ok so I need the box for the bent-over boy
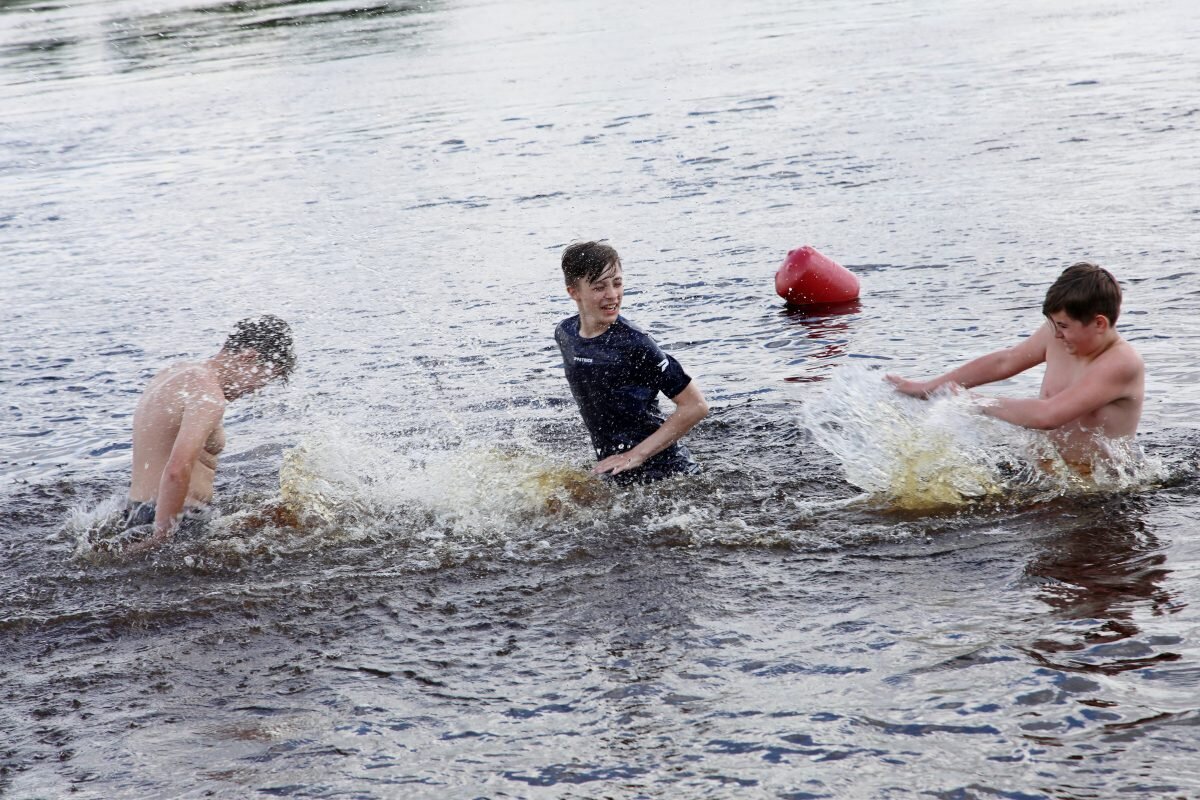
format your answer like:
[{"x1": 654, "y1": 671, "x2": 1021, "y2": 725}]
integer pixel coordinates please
[{"x1": 121, "y1": 314, "x2": 295, "y2": 553}]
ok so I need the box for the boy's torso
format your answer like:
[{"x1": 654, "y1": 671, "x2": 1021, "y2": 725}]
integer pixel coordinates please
[
  {"x1": 129, "y1": 363, "x2": 226, "y2": 505},
  {"x1": 555, "y1": 316, "x2": 683, "y2": 461},
  {"x1": 1039, "y1": 333, "x2": 1144, "y2": 459}
]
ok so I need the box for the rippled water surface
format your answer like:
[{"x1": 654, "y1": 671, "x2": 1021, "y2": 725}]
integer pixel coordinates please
[{"x1": 4, "y1": 0, "x2": 1200, "y2": 797}]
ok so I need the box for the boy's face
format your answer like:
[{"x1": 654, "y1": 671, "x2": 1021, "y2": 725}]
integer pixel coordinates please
[
  {"x1": 1046, "y1": 310, "x2": 1108, "y2": 356},
  {"x1": 226, "y1": 350, "x2": 284, "y2": 399},
  {"x1": 567, "y1": 261, "x2": 623, "y2": 331}
]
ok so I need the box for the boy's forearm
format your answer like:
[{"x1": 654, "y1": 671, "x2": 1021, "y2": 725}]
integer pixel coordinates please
[
  {"x1": 939, "y1": 351, "x2": 1010, "y2": 389},
  {"x1": 153, "y1": 466, "x2": 192, "y2": 536},
  {"x1": 630, "y1": 402, "x2": 707, "y2": 462},
  {"x1": 892, "y1": 349, "x2": 1030, "y2": 399},
  {"x1": 979, "y1": 397, "x2": 1054, "y2": 430}
]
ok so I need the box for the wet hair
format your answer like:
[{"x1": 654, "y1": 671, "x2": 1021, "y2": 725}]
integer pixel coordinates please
[
  {"x1": 1042, "y1": 262, "x2": 1122, "y2": 326},
  {"x1": 223, "y1": 314, "x2": 296, "y2": 379},
  {"x1": 561, "y1": 241, "x2": 620, "y2": 286}
]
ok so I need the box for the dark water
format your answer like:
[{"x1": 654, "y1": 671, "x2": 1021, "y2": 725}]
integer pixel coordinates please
[{"x1": 4, "y1": 0, "x2": 1200, "y2": 797}]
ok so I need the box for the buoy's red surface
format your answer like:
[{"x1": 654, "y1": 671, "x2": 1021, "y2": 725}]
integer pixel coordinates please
[{"x1": 774, "y1": 246, "x2": 860, "y2": 306}]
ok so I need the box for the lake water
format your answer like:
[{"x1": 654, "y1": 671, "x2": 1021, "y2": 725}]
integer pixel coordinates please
[{"x1": 3, "y1": 0, "x2": 1200, "y2": 797}]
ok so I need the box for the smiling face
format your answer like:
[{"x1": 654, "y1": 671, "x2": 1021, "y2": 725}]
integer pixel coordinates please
[
  {"x1": 567, "y1": 260, "x2": 624, "y2": 337},
  {"x1": 1046, "y1": 310, "x2": 1109, "y2": 356}
]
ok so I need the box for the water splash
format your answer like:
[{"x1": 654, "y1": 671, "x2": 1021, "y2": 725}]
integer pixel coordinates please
[
  {"x1": 61, "y1": 379, "x2": 1171, "y2": 566},
  {"x1": 798, "y1": 366, "x2": 1163, "y2": 511},
  {"x1": 191, "y1": 427, "x2": 614, "y2": 568},
  {"x1": 63, "y1": 424, "x2": 611, "y2": 566},
  {"x1": 276, "y1": 428, "x2": 608, "y2": 527},
  {"x1": 63, "y1": 493, "x2": 129, "y2": 557}
]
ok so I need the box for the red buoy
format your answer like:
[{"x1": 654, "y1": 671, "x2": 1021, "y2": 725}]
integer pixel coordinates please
[{"x1": 774, "y1": 246, "x2": 860, "y2": 307}]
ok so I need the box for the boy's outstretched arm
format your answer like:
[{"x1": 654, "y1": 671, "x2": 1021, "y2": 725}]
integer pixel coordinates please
[
  {"x1": 886, "y1": 324, "x2": 1050, "y2": 398},
  {"x1": 594, "y1": 382, "x2": 708, "y2": 477},
  {"x1": 979, "y1": 354, "x2": 1138, "y2": 430}
]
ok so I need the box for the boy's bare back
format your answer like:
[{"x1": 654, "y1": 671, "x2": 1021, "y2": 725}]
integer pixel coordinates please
[{"x1": 129, "y1": 362, "x2": 227, "y2": 507}]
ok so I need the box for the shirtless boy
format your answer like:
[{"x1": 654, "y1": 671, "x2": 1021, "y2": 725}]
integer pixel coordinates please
[
  {"x1": 120, "y1": 315, "x2": 295, "y2": 553},
  {"x1": 886, "y1": 262, "x2": 1143, "y2": 466},
  {"x1": 555, "y1": 241, "x2": 708, "y2": 484}
]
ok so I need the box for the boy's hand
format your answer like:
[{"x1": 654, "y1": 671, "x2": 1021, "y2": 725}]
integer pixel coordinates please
[
  {"x1": 885, "y1": 374, "x2": 932, "y2": 398},
  {"x1": 593, "y1": 451, "x2": 646, "y2": 477}
]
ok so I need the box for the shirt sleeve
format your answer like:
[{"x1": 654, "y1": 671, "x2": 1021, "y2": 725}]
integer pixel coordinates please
[
  {"x1": 554, "y1": 323, "x2": 567, "y2": 360},
  {"x1": 632, "y1": 332, "x2": 692, "y2": 399}
]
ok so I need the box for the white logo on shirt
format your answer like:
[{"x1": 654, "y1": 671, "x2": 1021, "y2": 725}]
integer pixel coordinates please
[
  {"x1": 657, "y1": 358, "x2": 669, "y2": 372},
  {"x1": 575, "y1": 357, "x2": 594, "y2": 364}
]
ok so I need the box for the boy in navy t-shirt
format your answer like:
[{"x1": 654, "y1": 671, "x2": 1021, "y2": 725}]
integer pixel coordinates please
[{"x1": 555, "y1": 241, "x2": 708, "y2": 484}]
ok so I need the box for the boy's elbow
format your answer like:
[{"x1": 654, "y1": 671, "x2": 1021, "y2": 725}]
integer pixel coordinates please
[
  {"x1": 162, "y1": 460, "x2": 192, "y2": 487},
  {"x1": 1029, "y1": 406, "x2": 1067, "y2": 430}
]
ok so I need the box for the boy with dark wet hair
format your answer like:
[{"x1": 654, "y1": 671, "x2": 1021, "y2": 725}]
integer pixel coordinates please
[
  {"x1": 887, "y1": 262, "x2": 1144, "y2": 465},
  {"x1": 223, "y1": 314, "x2": 296, "y2": 379},
  {"x1": 119, "y1": 314, "x2": 295, "y2": 554},
  {"x1": 555, "y1": 241, "x2": 709, "y2": 484}
]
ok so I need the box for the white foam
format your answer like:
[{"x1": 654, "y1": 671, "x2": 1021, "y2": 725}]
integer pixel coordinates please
[
  {"x1": 145, "y1": 424, "x2": 617, "y2": 567},
  {"x1": 275, "y1": 426, "x2": 608, "y2": 530},
  {"x1": 62, "y1": 493, "x2": 127, "y2": 555}
]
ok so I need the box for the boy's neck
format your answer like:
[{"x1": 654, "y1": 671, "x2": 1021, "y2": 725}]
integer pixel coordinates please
[
  {"x1": 1082, "y1": 329, "x2": 1122, "y2": 360},
  {"x1": 578, "y1": 315, "x2": 613, "y2": 339}
]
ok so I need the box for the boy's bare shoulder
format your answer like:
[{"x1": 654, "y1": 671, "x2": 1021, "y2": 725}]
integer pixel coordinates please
[
  {"x1": 1024, "y1": 321, "x2": 1055, "y2": 352},
  {"x1": 1096, "y1": 338, "x2": 1144, "y2": 386},
  {"x1": 147, "y1": 362, "x2": 225, "y2": 408},
  {"x1": 1107, "y1": 337, "x2": 1143, "y2": 364},
  {"x1": 1114, "y1": 337, "x2": 1144, "y2": 371}
]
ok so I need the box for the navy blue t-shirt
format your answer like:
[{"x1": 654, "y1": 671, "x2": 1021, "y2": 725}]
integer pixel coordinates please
[{"x1": 555, "y1": 314, "x2": 699, "y2": 481}]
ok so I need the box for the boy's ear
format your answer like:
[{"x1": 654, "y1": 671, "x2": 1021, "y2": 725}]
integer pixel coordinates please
[
  {"x1": 236, "y1": 348, "x2": 261, "y2": 367},
  {"x1": 1093, "y1": 314, "x2": 1111, "y2": 332},
  {"x1": 565, "y1": 282, "x2": 580, "y2": 301}
]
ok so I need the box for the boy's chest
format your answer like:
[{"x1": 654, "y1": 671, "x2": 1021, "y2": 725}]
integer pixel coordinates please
[
  {"x1": 563, "y1": 344, "x2": 652, "y2": 402},
  {"x1": 563, "y1": 337, "x2": 635, "y2": 377},
  {"x1": 1039, "y1": 346, "x2": 1093, "y2": 399},
  {"x1": 567, "y1": 354, "x2": 637, "y2": 391},
  {"x1": 565, "y1": 347, "x2": 621, "y2": 369}
]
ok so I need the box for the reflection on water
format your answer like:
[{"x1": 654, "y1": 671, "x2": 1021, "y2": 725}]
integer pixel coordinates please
[
  {"x1": 1003, "y1": 495, "x2": 1192, "y2": 764},
  {"x1": 780, "y1": 299, "x2": 862, "y2": 382},
  {"x1": 106, "y1": 0, "x2": 435, "y2": 74},
  {"x1": 1025, "y1": 495, "x2": 1178, "y2": 676},
  {"x1": 0, "y1": 0, "x2": 437, "y2": 83},
  {"x1": 0, "y1": 32, "x2": 79, "y2": 81}
]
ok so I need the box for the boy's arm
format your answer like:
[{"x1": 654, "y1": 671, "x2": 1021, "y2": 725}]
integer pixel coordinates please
[
  {"x1": 127, "y1": 394, "x2": 224, "y2": 554},
  {"x1": 594, "y1": 382, "x2": 708, "y2": 477},
  {"x1": 979, "y1": 352, "x2": 1139, "y2": 430},
  {"x1": 887, "y1": 324, "x2": 1050, "y2": 398}
]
